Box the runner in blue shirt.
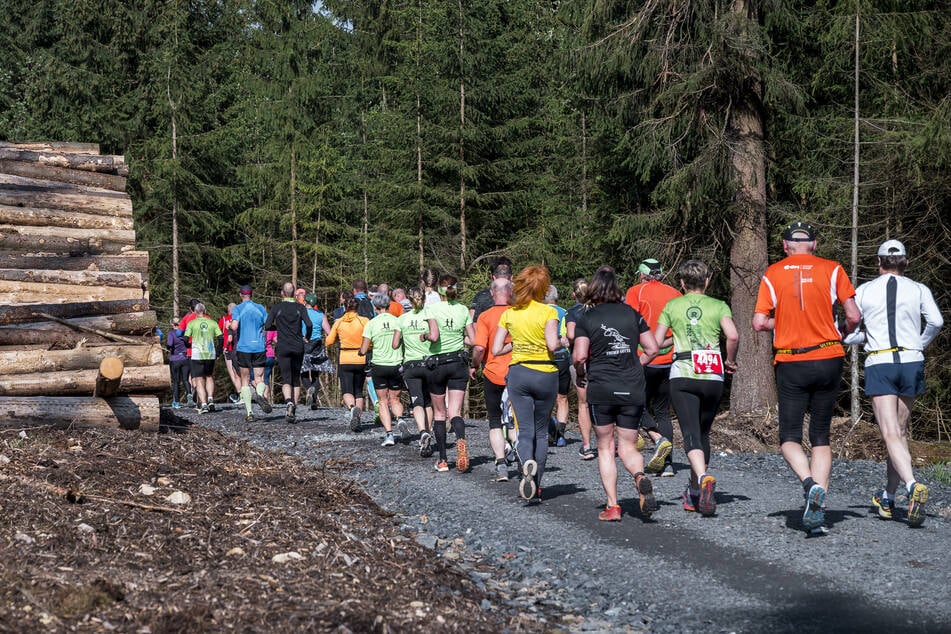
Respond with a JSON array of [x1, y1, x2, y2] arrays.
[[230, 284, 273, 420]]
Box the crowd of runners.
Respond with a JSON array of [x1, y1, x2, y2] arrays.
[[166, 222, 943, 534]]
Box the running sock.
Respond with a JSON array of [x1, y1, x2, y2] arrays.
[[906, 480, 917, 494], [240, 386, 253, 414], [450, 416, 466, 440], [802, 477, 816, 494], [255, 382, 266, 398], [881, 490, 892, 502], [433, 420, 447, 461]]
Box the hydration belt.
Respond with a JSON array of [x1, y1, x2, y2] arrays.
[[671, 351, 692, 361], [868, 346, 915, 355], [774, 340, 841, 355]]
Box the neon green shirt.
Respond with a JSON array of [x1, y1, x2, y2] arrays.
[[183, 316, 222, 361], [658, 294, 732, 381], [398, 309, 432, 362], [363, 312, 402, 366], [425, 301, 471, 354]]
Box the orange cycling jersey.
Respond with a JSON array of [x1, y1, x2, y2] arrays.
[[755, 253, 855, 363], [474, 304, 512, 385], [625, 280, 681, 365], [326, 311, 369, 365]]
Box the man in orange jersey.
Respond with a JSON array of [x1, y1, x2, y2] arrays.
[[753, 222, 861, 534], [471, 277, 515, 482], [625, 258, 681, 477]]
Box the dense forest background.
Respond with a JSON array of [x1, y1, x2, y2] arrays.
[[1, 0, 948, 437]]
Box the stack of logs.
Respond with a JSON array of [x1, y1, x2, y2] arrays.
[[0, 141, 167, 431]]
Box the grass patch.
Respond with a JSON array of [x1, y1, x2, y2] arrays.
[[921, 462, 951, 487]]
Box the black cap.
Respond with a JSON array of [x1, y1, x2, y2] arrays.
[[188, 298, 200, 309], [782, 221, 816, 242], [239, 284, 253, 295]]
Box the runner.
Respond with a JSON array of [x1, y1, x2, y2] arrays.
[[332, 290, 351, 321], [492, 265, 560, 501], [263, 330, 277, 402], [471, 277, 515, 481], [393, 287, 413, 312], [573, 266, 659, 521], [352, 279, 375, 319], [626, 258, 681, 477], [178, 298, 200, 407], [359, 293, 404, 447], [655, 260, 738, 517], [230, 284, 273, 421], [392, 287, 436, 456], [264, 282, 313, 424], [376, 283, 404, 318], [845, 240, 943, 527], [420, 268, 442, 307], [545, 284, 571, 447], [166, 316, 189, 409], [301, 293, 331, 410], [326, 297, 370, 431], [183, 303, 223, 414], [470, 257, 512, 322], [565, 278, 595, 460], [218, 303, 242, 404], [753, 221, 861, 533], [422, 274, 474, 473]]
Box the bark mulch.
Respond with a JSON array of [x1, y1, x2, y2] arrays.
[[0, 424, 535, 633]]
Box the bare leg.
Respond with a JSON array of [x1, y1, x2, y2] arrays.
[[595, 423, 617, 506], [873, 394, 916, 493]]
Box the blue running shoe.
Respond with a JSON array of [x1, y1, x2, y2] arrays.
[[803, 484, 826, 530]]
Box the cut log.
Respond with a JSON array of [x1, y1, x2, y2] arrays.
[[0, 141, 101, 154], [0, 148, 128, 175], [0, 185, 132, 218], [0, 395, 159, 431], [0, 365, 168, 397], [94, 357, 124, 397], [0, 204, 134, 231], [31, 311, 147, 345], [0, 344, 163, 376], [0, 159, 126, 191], [0, 279, 145, 304], [0, 299, 150, 326], [0, 224, 135, 255], [0, 310, 156, 338], [0, 329, 112, 346], [0, 252, 149, 277], [0, 268, 142, 288]]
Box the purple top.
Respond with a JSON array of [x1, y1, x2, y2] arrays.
[[166, 328, 188, 361]]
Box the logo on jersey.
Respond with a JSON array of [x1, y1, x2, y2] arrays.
[[599, 323, 630, 355]]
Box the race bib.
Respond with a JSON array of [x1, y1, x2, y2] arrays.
[[691, 350, 723, 374]]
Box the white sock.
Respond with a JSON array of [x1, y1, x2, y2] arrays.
[[881, 490, 892, 502], [906, 480, 917, 494]]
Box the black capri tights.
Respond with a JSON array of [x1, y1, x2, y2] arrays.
[[338, 363, 367, 398], [775, 357, 842, 447], [483, 377, 505, 429], [276, 350, 303, 388], [669, 378, 723, 464]]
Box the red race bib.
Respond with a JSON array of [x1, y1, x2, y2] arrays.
[[691, 350, 723, 374]]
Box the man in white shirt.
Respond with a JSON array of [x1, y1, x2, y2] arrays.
[[846, 239, 943, 527]]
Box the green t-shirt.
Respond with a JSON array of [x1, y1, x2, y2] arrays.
[[398, 310, 432, 362], [425, 301, 472, 354], [183, 316, 222, 361], [362, 313, 402, 367], [658, 294, 732, 381]]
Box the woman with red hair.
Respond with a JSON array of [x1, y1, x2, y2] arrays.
[[492, 265, 561, 501]]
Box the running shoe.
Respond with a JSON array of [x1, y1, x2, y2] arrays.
[[171, 401, 181, 409], [555, 422, 567, 447], [660, 464, 675, 478], [682, 487, 698, 513], [434, 460, 449, 473], [637, 434, 646, 451], [285, 401, 296, 424], [207, 401, 216, 413], [578, 445, 596, 460], [381, 432, 395, 447], [555, 436, 567, 448], [229, 393, 241, 404], [636, 474, 658, 517], [504, 444, 517, 466], [349, 406, 362, 432], [907, 482, 929, 527], [646, 438, 673, 474], [802, 484, 826, 530], [396, 418, 411, 442], [519, 460, 538, 500], [251, 390, 272, 414], [304, 386, 316, 408], [495, 461, 509, 482], [185, 395, 195, 407], [872, 490, 894, 520], [456, 439, 469, 472], [245, 412, 255, 423], [807, 525, 830, 537], [698, 474, 717, 516], [419, 431, 434, 457], [598, 504, 622, 522]]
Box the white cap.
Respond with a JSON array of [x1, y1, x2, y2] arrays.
[[877, 239, 906, 257]]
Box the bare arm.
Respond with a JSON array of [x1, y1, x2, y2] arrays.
[[638, 329, 658, 366], [391, 329, 402, 350], [359, 336, 371, 356], [491, 325, 510, 357], [721, 316, 739, 374], [842, 297, 861, 334], [464, 323, 476, 347], [752, 312, 774, 332], [653, 321, 672, 349], [544, 318, 560, 352], [421, 318, 438, 343], [572, 336, 590, 386]]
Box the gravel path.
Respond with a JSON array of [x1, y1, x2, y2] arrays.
[[187, 403, 951, 633]]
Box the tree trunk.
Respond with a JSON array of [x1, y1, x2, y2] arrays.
[[0, 268, 143, 288], [94, 357, 124, 397], [0, 344, 163, 376], [0, 204, 134, 231], [0, 224, 135, 254], [0, 174, 132, 215], [0, 280, 144, 304], [0, 141, 100, 154], [169, 65, 181, 319], [0, 299, 150, 326], [0, 395, 160, 431], [290, 141, 298, 287], [0, 147, 128, 175], [0, 160, 126, 191], [0, 364, 168, 397], [0, 312, 157, 346], [726, 42, 775, 417], [0, 252, 149, 276], [457, 0, 467, 271]]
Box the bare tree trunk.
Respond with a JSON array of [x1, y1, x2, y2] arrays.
[[312, 206, 321, 292], [417, 0, 425, 272], [850, 12, 861, 424], [727, 1, 774, 417], [457, 0, 467, 272], [167, 64, 180, 318], [290, 141, 298, 287], [362, 114, 369, 281], [580, 109, 589, 216]]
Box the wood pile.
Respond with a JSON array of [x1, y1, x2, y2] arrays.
[[0, 141, 165, 431]]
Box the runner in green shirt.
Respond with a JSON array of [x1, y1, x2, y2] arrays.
[[183, 303, 223, 413], [360, 294, 405, 447], [393, 288, 437, 456]]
